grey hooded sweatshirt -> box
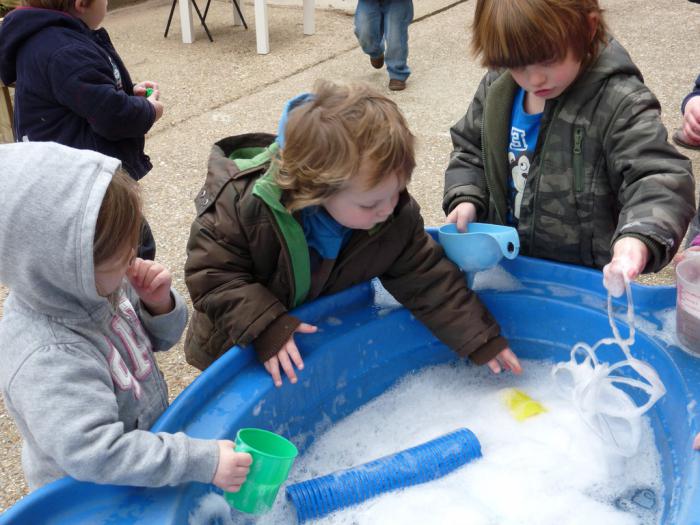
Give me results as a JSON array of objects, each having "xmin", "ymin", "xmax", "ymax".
[{"xmin": 0, "ymin": 142, "xmax": 218, "ymax": 490}]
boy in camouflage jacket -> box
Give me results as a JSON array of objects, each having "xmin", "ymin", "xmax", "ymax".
[{"xmin": 443, "ymin": 0, "xmax": 695, "ymax": 295}]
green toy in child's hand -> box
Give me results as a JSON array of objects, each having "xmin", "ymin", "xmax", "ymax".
[{"xmin": 145, "ymin": 87, "xmax": 154, "ymax": 97}]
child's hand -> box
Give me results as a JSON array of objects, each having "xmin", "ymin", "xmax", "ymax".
[
  {"xmin": 212, "ymin": 440, "xmax": 252, "ymax": 493},
  {"xmin": 264, "ymin": 323, "xmax": 318, "ymax": 387},
  {"xmin": 133, "ymin": 80, "xmax": 159, "ymax": 97},
  {"xmin": 673, "ymin": 246, "xmax": 700, "ymax": 265},
  {"xmin": 446, "ymin": 202, "xmax": 477, "ymax": 233},
  {"xmin": 487, "ymin": 347, "xmax": 523, "ymax": 375},
  {"xmin": 127, "ymin": 258, "xmax": 174, "ymax": 315},
  {"xmin": 602, "ymin": 237, "xmax": 650, "ymax": 297},
  {"xmin": 682, "ymin": 96, "xmax": 700, "ymax": 146},
  {"xmin": 694, "ymin": 433, "xmax": 700, "ymax": 451}
]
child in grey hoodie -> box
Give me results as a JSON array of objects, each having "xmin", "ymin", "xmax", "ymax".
[{"xmin": 0, "ymin": 142, "xmax": 251, "ymax": 492}]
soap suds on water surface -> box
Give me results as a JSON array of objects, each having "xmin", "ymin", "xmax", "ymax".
[{"xmin": 190, "ymin": 361, "xmax": 662, "ymax": 525}]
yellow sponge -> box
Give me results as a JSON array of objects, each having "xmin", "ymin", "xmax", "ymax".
[{"xmin": 502, "ymin": 388, "xmax": 547, "ymax": 421}]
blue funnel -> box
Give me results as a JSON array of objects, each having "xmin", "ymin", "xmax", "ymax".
[{"xmin": 438, "ymin": 223, "xmax": 519, "ymax": 286}]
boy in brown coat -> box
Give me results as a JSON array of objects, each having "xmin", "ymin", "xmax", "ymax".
[{"xmin": 184, "ymin": 81, "xmax": 521, "ymax": 386}]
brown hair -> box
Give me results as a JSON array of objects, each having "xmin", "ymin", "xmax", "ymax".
[
  {"xmin": 20, "ymin": 0, "xmax": 93, "ymax": 13},
  {"xmin": 275, "ymin": 80, "xmax": 416, "ymax": 212},
  {"xmin": 94, "ymin": 168, "xmax": 142, "ymax": 267},
  {"xmin": 471, "ymin": 0, "xmax": 608, "ymax": 69}
]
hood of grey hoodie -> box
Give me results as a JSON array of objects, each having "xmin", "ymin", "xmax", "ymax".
[{"xmin": 0, "ymin": 141, "xmax": 117, "ymax": 319}]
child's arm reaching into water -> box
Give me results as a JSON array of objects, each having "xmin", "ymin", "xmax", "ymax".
[
  {"xmin": 264, "ymin": 323, "xmax": 318, "ymax": 387},
  {"xmin": 694, "ymin": 433, "xmax": 700, "ymax": 451},
  {"xmin": 487, "ymin": 347, "xmax": 522, "ymax": 375}
]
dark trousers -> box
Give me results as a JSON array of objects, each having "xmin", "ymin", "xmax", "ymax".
[{"xmin": 138, "ymin": 218, "xmax": 157, "ymax": 261}]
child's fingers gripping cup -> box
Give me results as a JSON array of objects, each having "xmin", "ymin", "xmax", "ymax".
[{"xmin": 225, "ymin": 428, "xmax": 299, "ymax": 515}]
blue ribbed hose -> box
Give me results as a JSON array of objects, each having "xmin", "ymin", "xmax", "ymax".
[{"xmin": 285, "ymin": 428, "xmax": 482, "ymax": 522}]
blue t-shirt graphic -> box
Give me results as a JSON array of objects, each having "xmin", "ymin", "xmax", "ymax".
[{"xmin": 508, "ymin": 88, "xmax": 543, "ymax": 225}]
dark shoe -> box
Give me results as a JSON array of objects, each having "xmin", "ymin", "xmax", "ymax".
[
  {"xmin": 672, "ymin": 128, "xmax": 700, "ymax": 150},
  {"xmin": 388, "ymin": 79, "xmax": 406, "ymax": 91},
  {"xmin": 370, "ymin": 54, "xmax": 384, "ymax": 69}
]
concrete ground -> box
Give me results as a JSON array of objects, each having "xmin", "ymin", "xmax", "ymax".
[{"xmin": 1, "ymin": 0, "xmax": 699, "ymax": 513}]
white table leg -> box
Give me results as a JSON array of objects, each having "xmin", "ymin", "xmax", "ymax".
[
  {"xmin": 255, "ymin": 0, "xmax": 270, "ymax": 54},
  {"xmin": 179, "ymin": 0, "xmax": 195, "ymax": 43},
  {"xmin": 303, "ymin": 0, "xmax": 315, "ymax": 35},
  {"xmin": 233, "ymin": 0, "xmax": 243, "ymax": 26}
]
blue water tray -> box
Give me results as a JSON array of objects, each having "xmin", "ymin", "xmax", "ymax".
[{"xmin": 1, "ymin": 231, "xmax": 699, "ymax": 524}]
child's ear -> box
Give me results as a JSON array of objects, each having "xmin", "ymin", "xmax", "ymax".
[
  {"xmin": 587, "ymin": 12, "xmax": 600, "ymax": 42},
  {"xmin": 73, "ymin": 0, "xmax": 87, "ymax": 13}
]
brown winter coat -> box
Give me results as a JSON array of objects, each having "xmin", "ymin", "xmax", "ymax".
[{"xmin": 184, "ymin": 133, "xmax": 507, "ymax": 370}]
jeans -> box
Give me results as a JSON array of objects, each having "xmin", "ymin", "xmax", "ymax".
[{"xmin": 354, "ymin": 0, "xmax": 414, "ymax": 81}]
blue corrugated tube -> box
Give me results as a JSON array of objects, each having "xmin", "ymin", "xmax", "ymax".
[{"xmin": 285, "ymin": 428, "xmax": 482, "ymax": 522}]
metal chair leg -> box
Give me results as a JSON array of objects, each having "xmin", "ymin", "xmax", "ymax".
[
  {"xmin": 191, "ymin": 0, "xmax": 214, "ymax": 42},
  {"xmin": 232, "ymin": 0, "xmax": 248, "ymax": 29},
  {"xmin": 164, "ymin": 0, "xmax": 178, "ymax": 38}
]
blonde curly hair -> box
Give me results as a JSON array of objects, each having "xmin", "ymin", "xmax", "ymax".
[{"xmin": 275, "ymin": 80, "xmax": 415, "ymax": 212}]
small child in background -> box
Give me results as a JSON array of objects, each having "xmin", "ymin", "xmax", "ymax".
[
  {"xmin": 184, "ymin": 80, "xmax": 521, "ymax": 385},
  {"xmin": 442, "ymin": 0, "xmax": 695, "ymax": 297},
  {"xmin": 354, "ymin": 0, "xmax": 413, "ymax": 91},
  {"xmin": 0, "ymin": 0, "xmax": 163, "ymax": 259},
  {"xmin": 0, "ymin": 142, "xmax": 251, "ymax": 492}
]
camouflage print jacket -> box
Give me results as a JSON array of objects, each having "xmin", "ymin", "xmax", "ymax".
[{"xmin": 443, "ymin": 37, "xmax": 696, "ymax": 271}]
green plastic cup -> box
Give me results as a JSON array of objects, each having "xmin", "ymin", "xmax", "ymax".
[{"xmin": 225, "ymin": 428, "xmax": 299, "ymax": 514}]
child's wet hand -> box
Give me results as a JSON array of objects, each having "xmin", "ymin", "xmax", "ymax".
[
  {"xmin": 127, "ymin": 258, "xmax": 173, "ymax": 315},
  {"xmin": 694, "ymin": 433, "xmax": 700, "ymax": 451},
  {"xmin": 446, "ymin": 202, "xmax": 477, "ymax": 233},
  {"xmin": 487, "ymin": 347, "xmax": 522, "ymax": 375},
  {"xmin": 212, "ymin": 440, "xmax": 252, "ymax": 493},
  {"xmin": 263, "ymin": 323, "xmax": 316, "ymax": 387},
  {"xmin": 603, "ymin": 237, "xmax": 649, "ymax": 297}
]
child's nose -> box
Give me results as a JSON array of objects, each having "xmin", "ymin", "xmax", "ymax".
[{"xmin": 528, "ymin": 70, "xmax": 547, "ymax": 87}]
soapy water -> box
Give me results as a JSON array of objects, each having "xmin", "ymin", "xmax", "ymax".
[
  {"xmin": 189, "ymin": 361, "xmax": 662, "ymax": 525},
  {"xmin": 552, "ymin": 275, "xmax": 666, "ymax": 457}
]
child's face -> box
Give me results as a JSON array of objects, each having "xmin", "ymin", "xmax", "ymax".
[
  {"xmin": 95, "ymin": 247, "xmax": 135, "ymax": 297},
  {"xmin": 509, "ymin": 49, "xmax": 583, "ymax": 101},
  {"xmin": 323, "ymin": 160, "xmax": 405, "ymax": 230},
  {"xmin": 75, "ymin": 0, "xmax": 108, "ymax": 30}
]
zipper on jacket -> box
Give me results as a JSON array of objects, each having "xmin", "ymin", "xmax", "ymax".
[
  {"xmin": 528, "ymin": 101, "xmax": 561, "ymax": 254},
  {"xmin": 480, "ymin": 106, "xmax": 502, "ymax": 223},
  {"xmin": 573, "ymin": 127, "xmax": 584, "ymax": 192}
]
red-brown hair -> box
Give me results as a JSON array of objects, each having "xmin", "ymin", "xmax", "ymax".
[{"xmin": 472, "ymin": 0, "xmax": 608, "ymax": 69}]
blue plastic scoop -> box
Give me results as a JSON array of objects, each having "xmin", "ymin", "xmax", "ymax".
[{"xmin": 438, "ymin": 223, "xmax": 520, "ymax": 286}]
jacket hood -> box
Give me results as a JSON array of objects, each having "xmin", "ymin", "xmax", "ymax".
[
  {"xmin": 0, "ymin": 142, "xmax": 119, "ymax": 318},
  {"xmin": 0, "ymin": 7, "xmax": 87, "ymax": 85},
  {"xmin": 573, "ymin": 37, "xmax": 642, "ymax": 95}
]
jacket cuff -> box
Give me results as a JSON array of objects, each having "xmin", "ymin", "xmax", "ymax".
[
  {"xmin": 253, "ymin": 314, "xmax": 301, "ymax": 362},
  {"xmin": 183, "ymin": 435, "xmax": 220, "ymax": 484},
  {"xmin": 459, "ymin": 335, "xmax": 509, "ymax": 366}
]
